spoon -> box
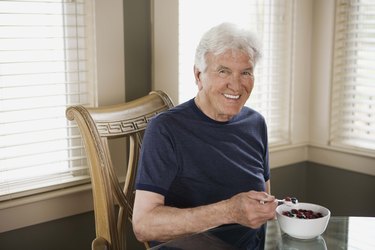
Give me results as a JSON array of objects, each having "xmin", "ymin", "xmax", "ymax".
[{"xmin": 277, "ymin": 197, "xmax": 298, "ymax": 206}]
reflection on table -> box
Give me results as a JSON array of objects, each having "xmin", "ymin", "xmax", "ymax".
[
  {"xmin": 266, "ymin": 216, "xmax": 375, "ymax": 249},
  {"xmin": 150, "ymin": 217, "xmax": 375, "ymax": 249}
]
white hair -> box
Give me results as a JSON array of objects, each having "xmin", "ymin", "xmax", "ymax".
[{"xmin": 194, "ymin": 23, "xmax": 262, "ymax": 72}]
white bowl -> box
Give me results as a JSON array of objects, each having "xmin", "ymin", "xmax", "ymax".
[{"xmin": 276, "ymin": 202, "xmax": 331, "ymax": 240}]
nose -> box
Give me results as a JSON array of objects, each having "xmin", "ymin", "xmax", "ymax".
[{"xmin": 227, "ymin": 73, "xmax": 242, "ymax": 91}]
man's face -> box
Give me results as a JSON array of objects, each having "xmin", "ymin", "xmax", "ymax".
[{"xmin": 194, "ymin": 50, "xmax": 255, "ymax": 122}]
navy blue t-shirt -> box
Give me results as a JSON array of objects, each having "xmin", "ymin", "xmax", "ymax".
[
  {"xmin": 136, "ymin": 98, "xmax": 269, "ymax": 204},
  {"xmin": 135, "ymin": 98, "xmax": 269, "ymax": 248}
]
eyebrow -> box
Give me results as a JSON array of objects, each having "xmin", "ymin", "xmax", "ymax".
[
  {"xmin": 215, "ymin": 65, "xmax": 230, "ymax": 71},
  {"xmin": 215, "ymin": 65, "xmax": 253, "ymax": 72},
  {"xmin": 242, "ymin": 67, "xmax": 253, "ymax": 72}
]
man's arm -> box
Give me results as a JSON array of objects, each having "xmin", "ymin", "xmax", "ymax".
[{"xmin": 132, "ymin": 187, "xmax": 277, "ymax": 243}]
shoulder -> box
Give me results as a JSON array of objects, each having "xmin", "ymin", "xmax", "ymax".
[
  {"xmin": 147, "ymin": 99, "xmax": 194, "ymax": 128},
  {"xmin": 238, "ymin": 106, "xmax": 266, "ymax": 123}
]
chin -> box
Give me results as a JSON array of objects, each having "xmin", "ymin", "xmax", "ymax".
[{"xmin": 223, "ymin": 108, "xmax": 242, "ymax": 117}]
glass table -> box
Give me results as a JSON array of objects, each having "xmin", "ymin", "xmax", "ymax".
[{"xmin": 150, "ymin": 217, "xmax": 375, "ymax": 249}]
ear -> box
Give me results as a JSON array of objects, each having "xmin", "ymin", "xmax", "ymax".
[{"xmin": 194, "ymin": 66, "xmax": 203, "ymax": 90}]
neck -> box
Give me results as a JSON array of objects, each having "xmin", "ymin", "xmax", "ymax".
[{"xmin": 194, "ymin": 96, "xmax": 232, "ymax": 122}]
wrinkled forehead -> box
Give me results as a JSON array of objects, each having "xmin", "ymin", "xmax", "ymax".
[{"xmin": 205, "ymin": 49, "xmax": 254, "ymax": 68}]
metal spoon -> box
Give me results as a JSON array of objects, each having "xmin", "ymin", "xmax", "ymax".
[{"xmin": 277, "ymin": 197, "xmax": 298, "ymax": 206}]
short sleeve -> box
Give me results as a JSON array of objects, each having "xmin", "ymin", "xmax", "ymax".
[{"xmin": 135, "ymin": 115, "xmax": 179, "ymax": 196}]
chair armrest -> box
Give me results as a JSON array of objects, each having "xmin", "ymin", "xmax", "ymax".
[{"xmin": 92, "ymin": 237, "xmax": 109, "ymax": 250}]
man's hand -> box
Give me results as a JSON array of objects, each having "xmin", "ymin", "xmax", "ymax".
[{"xmin": 226, "ymin": 191, "xmax": 277, "ymax": 228}]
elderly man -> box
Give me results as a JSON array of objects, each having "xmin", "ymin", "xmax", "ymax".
[{"xmin": 133, "ymin": 23, "xmax": 277, "ymax": 249}]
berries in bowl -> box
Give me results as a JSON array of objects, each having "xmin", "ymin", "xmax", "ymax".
[{"xmin": 276, "ymin": 202, "xmax": 331, "ymax": 240}]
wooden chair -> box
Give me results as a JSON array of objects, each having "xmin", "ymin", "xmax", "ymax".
[{"xmin": 66, "ymin": 90, "xmax": 174, "ymax": 250}]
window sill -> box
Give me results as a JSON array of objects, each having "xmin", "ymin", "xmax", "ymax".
[
  {"xmin": 308, "ymin": 143, "xmax": 375, "ymax": 176},
  {"xmin": 0, "ymin": 184, "xmax": 93, "ymax": 233},
  {"xmin": 269, "ymin": 142, "xmax": 375, "ymax": 176},
  {"xmin": 269, "ymin": 142, "xmax": 309, "ymax": 168}
]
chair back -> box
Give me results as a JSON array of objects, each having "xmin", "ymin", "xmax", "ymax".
[{"xmin": 66, "ymin": 90, "xmax": 174, "ymax": 250}]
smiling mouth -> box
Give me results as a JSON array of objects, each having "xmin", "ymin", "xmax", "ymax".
[{"xmin": 223, "ymin": 93, "xmax": 240, "ymax": 100}]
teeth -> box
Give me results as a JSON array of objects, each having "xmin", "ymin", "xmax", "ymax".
[{"xmin": 224, "ymin": 93, "xmax": 240, "ymax": 99}]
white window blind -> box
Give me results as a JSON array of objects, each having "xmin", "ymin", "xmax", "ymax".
[
  {"xmin": 179, "ymin": 0, "xmax": 294, "ymax": 145},
  {"xmin": 330, "ymin": 0, "xmax": 375, "ymax": 151},
  {"xmin": 0, "ymin": 0, "xmax": 95, "ymax": 201}
]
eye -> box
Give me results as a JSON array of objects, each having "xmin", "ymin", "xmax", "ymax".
[
  {"xmin": 241, "ymin": 71, "xmax": 253, "ymax": 78},
  {"xmin": 217, "ymin": 69, "xmax": 231, "ymax": 78}
]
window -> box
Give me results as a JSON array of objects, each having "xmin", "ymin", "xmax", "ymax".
[
  {"xmin": 330, "ymin": 0, "xmax": 375, "ymax": 152},
  {"xmin": 0, "ymin": 0, "xmax": 95, "ymax": 201},
  {"xmin": 178, "ymin": 0, "xmax": 294, "ymax": 145}
]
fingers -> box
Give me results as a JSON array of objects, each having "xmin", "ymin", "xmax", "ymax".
[
  {"xmin": 247, "ymin": 190, "xmax": 275, "ymax": 204},
  {"xmin": 227, "ymin": 191, "xmax": 276, "ymax": 228},
  {"xmin": 248, "ymin": 191, "xmax": 277, "ymax": 225},
  {"xmin": 252, "ymin": 201, "xmax": 277, "ymax": 227}
]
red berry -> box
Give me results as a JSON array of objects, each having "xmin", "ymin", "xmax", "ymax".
[{"xmin": 282, "ymin": 208, "xmax": 324, "ymax": 219}]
